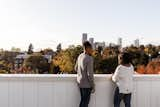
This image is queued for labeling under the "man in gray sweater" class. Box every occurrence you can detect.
[75,41,95,107]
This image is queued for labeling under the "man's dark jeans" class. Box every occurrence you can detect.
[79,88,92,107]
[114,87,132,107]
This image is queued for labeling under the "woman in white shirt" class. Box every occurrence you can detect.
[112,52,134,107]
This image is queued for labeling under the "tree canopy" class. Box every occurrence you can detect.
[24,54,49,73]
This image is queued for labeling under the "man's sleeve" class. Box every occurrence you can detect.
[87,57,95,88]
[74,60,78,72]
[112,66,120,82]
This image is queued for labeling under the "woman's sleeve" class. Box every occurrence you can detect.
[112,66,120,82]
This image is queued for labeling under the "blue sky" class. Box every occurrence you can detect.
[0,0,160,50]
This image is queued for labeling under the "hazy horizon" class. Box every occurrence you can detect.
[0,0,160,51]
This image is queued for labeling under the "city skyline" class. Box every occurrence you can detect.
[0,32,157,51]
[0,0,160,50]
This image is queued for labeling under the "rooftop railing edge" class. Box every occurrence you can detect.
[0,74,159,81]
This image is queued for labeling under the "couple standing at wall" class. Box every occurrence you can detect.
[75,41,134,107]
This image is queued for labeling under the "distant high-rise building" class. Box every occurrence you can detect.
[89,37,94,48]
[109,43,116,47]
[134,39,140,47]
[117,38,122,48]
[82,33,88,45]
[95,42,106,49]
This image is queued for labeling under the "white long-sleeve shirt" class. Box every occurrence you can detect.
[112,64,134,94]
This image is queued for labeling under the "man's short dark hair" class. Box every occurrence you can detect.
[119,52,132,64]
[83,41,92,49]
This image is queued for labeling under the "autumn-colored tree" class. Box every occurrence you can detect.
[53,51,73,73]
[136,61,160,74]
[24,54,50,74]
[92,46,119,74]
[145,61,160,74]
[102,46,119,59]
[0,51,19,73]
[98,56,118,74]
[53,45,83,74]
[92,50,102,73]
[145,44,159,58]
[136,65,146,74]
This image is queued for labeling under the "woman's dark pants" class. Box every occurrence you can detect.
[114,87,131,107]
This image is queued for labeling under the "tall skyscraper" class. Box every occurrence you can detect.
[95,42,106,49]
[117,37,122,48]
[82,33,88,45]
[89,37,94,48]
[134,39,140,47]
